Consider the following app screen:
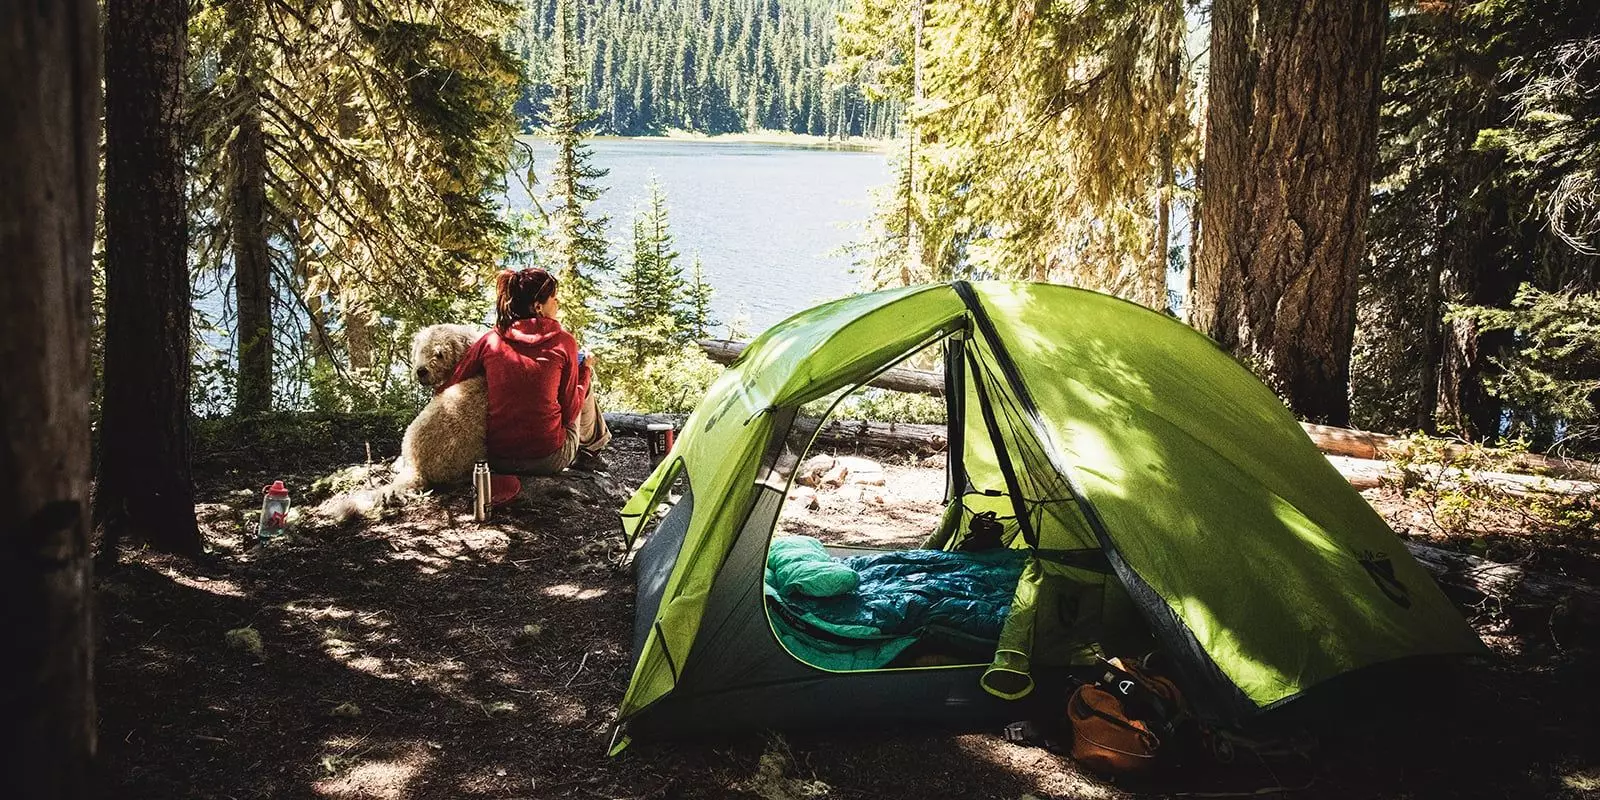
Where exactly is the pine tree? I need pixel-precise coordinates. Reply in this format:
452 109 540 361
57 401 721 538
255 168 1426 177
2 0 98 788
682 256 717 339
547 0 615 341
833 0 1191 302
188 0 522 411
99 0 202 556
1356 0 1600 443
512 0 892 136
1192 0 1387 426
609 178 686 364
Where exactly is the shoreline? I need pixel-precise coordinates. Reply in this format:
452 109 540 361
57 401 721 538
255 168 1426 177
517 129 891 153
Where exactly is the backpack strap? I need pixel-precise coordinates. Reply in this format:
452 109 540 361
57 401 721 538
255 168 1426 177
1002 720 1068 755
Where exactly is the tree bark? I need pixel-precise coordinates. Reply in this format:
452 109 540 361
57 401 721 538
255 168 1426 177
1192 0 1388 426
97 0 201 557
1436 196 1515 439
0 0 99 793
228 0 272 415
346 308 376 371
1152 136 1173 311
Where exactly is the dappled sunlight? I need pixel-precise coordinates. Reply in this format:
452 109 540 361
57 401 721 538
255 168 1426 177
379 524 513 574
312 740 434 800
1562 768 1600 793
951 734 1119 800
153 566 246 598
341 655 397 678
541 582 609 600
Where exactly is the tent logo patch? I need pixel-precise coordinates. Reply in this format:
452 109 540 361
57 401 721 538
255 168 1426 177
1357 550 1411 608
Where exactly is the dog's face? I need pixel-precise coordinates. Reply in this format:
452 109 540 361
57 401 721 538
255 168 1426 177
410 325 481 391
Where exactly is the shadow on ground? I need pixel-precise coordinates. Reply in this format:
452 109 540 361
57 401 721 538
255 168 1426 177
96 434 1600 799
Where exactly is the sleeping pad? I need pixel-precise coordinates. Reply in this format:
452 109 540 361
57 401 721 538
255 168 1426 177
763 535 1027 671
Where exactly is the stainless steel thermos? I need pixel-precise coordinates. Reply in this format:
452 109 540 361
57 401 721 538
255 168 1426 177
473 461 491 522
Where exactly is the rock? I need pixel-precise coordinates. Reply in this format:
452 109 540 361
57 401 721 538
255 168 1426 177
330 702 361 718
918 453 948 470
836 456 886 486
796 455 836 488
787 486 817 507
518 472 630 507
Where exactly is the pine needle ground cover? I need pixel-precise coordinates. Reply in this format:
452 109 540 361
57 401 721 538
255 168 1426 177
94 423 1600 799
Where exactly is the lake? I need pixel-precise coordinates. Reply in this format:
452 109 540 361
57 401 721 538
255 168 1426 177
505 137 890 332
189 138 887 412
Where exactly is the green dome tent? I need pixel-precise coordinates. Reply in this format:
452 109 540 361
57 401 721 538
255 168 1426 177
610 281 1482 751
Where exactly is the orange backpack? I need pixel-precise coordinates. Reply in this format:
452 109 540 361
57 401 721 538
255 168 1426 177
1067 657 1187 776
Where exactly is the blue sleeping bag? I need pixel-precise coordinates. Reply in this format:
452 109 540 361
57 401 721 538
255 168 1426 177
764 536 1026 670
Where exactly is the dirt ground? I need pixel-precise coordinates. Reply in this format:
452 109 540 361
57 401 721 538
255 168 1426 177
97 433 1600 799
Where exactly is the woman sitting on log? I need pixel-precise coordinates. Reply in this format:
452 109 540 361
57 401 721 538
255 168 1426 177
442 267 612 474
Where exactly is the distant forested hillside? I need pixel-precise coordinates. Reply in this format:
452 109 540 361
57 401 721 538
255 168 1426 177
513 0 897 137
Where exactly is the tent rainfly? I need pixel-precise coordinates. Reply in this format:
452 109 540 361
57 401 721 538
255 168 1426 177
610 281 1484 752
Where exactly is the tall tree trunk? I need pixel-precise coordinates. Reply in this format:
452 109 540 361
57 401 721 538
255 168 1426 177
1186 113 1203 323
1437 198 1515 439
97 0 201 558
228 0 272 415
293 220 335 369
903 0 924 286
346 307 375 371
1416 197 1446 433
1192 0 1388 426
0 0 99 793
1152 136 1174 311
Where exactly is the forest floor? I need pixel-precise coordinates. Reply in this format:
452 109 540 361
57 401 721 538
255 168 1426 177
97 425 1600 800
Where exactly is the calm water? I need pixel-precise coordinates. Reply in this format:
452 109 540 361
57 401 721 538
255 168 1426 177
506 137 890 332
190 138 886 411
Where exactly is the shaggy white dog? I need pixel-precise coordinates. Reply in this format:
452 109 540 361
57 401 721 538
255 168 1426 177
393 324 489 490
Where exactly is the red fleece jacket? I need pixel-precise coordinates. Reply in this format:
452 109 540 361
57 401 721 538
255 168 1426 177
442 317 591 461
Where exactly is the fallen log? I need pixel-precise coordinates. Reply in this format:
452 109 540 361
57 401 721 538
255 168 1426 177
604 412 948 455
610 413 1598 498
1303 422 1600 481
1328 455 1600 498
1404 540 1600 628
699 338 944 397
698 338 1600 482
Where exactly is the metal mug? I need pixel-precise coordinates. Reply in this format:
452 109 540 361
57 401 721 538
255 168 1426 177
645 423 675 467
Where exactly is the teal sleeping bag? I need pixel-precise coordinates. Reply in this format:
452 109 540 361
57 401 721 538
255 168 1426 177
764 537 1026 671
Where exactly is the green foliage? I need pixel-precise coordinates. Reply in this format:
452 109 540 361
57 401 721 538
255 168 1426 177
1455 286 1600 444
835 0 1195 306
833 388 945 424
1355 0 1600 438
683 257 717 339
545 0 615 343
608 178 690 365
191 410 412 474
1387 431 1598 539
514 0 895 137
305 359 429 416
598 345 724 414
185 0 521 412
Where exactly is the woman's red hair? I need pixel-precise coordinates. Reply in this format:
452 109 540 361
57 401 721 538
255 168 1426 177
496 268 558 332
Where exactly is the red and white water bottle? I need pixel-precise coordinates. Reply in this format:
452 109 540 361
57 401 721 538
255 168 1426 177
258 480 291 543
